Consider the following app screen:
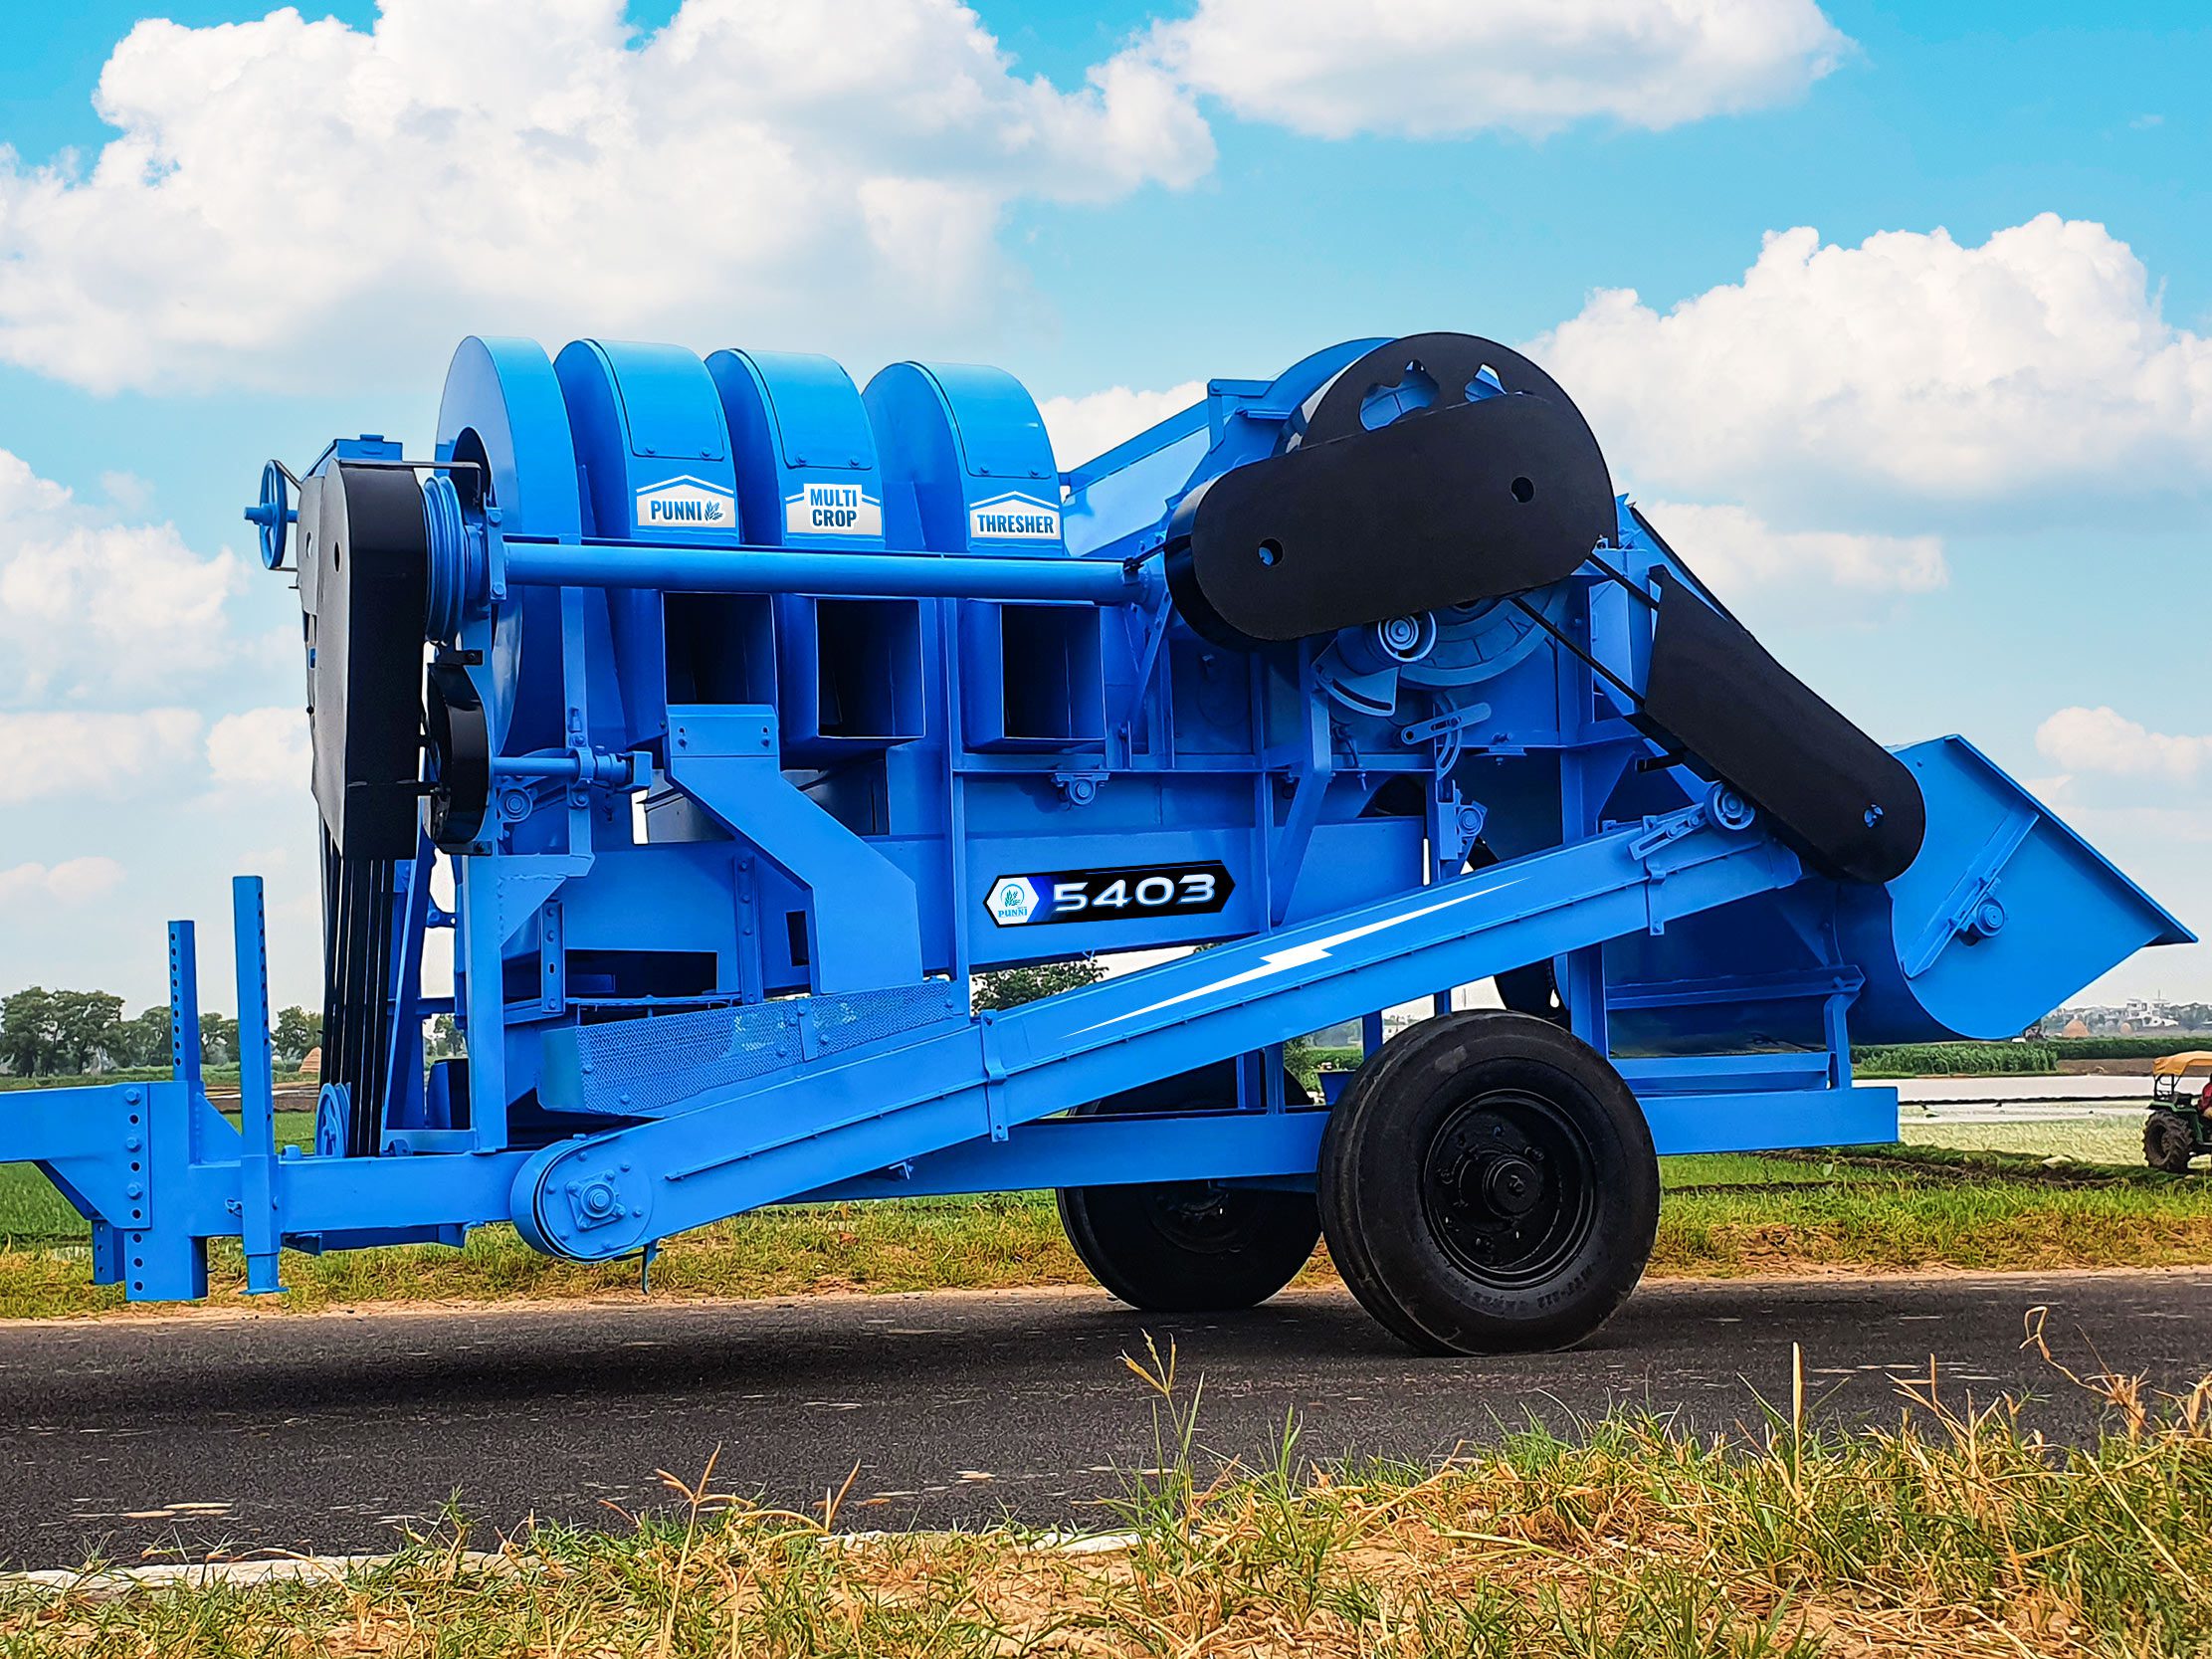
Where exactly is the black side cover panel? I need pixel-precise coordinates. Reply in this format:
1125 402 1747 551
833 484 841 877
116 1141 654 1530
305 463 428 859
1298 332 1595 449
1165 390 1613 648
1638 570 1925 885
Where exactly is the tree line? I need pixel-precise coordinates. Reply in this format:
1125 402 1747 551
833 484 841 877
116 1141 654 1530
0 986 320 1078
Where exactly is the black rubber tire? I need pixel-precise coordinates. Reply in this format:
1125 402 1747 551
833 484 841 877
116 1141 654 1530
1318 1010 1658 1354
1057 1064 1319 1313
2144 1111 2198 1174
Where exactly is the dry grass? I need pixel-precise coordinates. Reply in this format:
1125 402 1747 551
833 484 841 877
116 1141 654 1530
7 1337 2211 1656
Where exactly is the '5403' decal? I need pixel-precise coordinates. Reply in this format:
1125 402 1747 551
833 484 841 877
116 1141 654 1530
984 862 1234 928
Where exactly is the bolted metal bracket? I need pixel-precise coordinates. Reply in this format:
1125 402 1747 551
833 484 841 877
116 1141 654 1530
565 1165 638 1231
1054 769 1108 807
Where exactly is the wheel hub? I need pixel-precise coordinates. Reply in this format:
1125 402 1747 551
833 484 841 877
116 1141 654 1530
1146 1182 1264 1256
1419 1087 1597 1287
1475 1152 1541 1217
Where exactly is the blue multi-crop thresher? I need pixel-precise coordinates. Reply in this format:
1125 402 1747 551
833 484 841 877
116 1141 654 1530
5 330 2189 1351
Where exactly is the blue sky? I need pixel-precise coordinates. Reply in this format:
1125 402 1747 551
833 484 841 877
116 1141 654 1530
0 0 2206 1013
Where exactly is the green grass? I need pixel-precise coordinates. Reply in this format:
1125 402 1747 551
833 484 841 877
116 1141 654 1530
1854 1040 2057 1078
9 1346 2210 1656
1844 1035 2212 1077
2049 1033 2212 1061
0 1066 221 1093
0 1065 313 1093
1654 1161 2212 1276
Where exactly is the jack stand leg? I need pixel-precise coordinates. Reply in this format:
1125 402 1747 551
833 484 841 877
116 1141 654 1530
640 1241 658 1295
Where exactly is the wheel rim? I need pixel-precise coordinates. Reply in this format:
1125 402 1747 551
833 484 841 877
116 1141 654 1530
1418 1087 1597 1287
1142 1183 1270 1257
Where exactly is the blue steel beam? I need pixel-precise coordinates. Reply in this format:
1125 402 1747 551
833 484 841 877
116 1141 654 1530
1638 1087 1898 1155
499 537 1155 605
798 1109 1330 1203
790 1082 1903 1204
511 798 1804 1261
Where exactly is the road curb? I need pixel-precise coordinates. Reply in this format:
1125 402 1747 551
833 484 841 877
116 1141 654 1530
0 1552 508 1600
2 1530 1144 1599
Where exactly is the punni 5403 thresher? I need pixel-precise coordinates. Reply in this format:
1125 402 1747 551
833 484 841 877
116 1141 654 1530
6 330 2188 1352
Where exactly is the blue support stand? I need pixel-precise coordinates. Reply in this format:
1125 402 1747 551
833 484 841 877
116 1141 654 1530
233 877 284 1294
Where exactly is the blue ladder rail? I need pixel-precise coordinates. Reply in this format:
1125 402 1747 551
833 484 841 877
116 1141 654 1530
512 792 1805 1261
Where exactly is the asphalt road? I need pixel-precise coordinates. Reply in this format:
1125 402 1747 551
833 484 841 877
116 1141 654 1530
3 1269 2209 1571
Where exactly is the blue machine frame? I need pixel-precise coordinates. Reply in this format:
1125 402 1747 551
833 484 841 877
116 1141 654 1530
7 330 2191 1308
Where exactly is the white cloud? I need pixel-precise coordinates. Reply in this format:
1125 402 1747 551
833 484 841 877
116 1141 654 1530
1534 214 2212 518
0 709 202 803
0 0 1213 394
2036 706 2212 783
98 470 153 513
1128 0 1849 139
1635 499 1945 598
206 706 309 790
0 449 242 702
1040 379 1207 468
0 857 125 908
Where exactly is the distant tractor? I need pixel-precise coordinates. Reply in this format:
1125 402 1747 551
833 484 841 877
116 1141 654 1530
2144 1052 2212 1172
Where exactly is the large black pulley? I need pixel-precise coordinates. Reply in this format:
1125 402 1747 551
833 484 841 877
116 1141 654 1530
301 462 431 860
1057 1063 1319 1312
1318 1010 1658 1354
1165 333 1614 650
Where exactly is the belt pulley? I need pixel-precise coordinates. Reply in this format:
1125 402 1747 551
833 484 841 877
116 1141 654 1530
426 658 491 851
301 462 432 860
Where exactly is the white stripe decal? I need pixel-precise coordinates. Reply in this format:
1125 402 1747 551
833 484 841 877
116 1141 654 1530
1075 873 1525 1034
